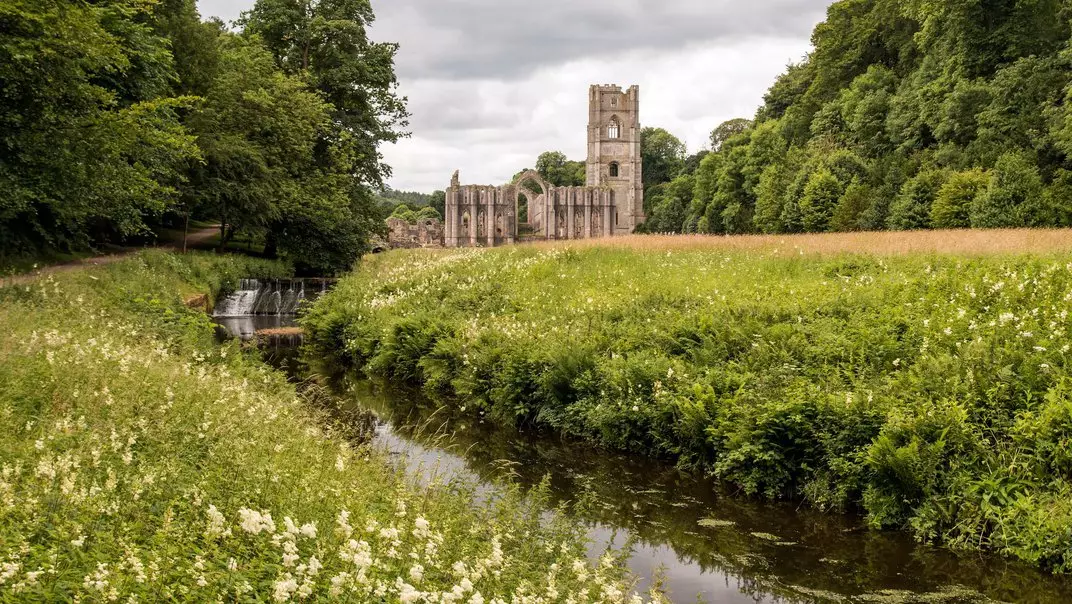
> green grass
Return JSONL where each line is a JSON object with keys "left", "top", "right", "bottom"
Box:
{"left": 304, "top": 242, "right": 1072, "bottom": 573}
{"left": 0, "top": 248, "right": 108, "bottom": 276}
{"left": 0, "top": 251, "right": 647, "bottom": 602}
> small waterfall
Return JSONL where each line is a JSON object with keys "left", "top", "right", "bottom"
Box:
{"left": 213, "top": 279, "right": 262, "bottom": 317}
{"left": 213, "top": 278, "right": 335, "bottom": 318}
{"left": 280, "top": 282, "right": 304, "bottom": 314}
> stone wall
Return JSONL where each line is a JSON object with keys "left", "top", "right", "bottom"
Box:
{"left": 386, "top": 217, "right": 444, "bottom": 249}
{"left": 444, "top": 170, "right": 616, "bottom": 248}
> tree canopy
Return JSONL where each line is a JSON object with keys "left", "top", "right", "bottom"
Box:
{"left": 642, "top": 0, "right": 1072, "bottom": 235}
{"left": 0, "top": 0, "right": 408, "bottom": 274}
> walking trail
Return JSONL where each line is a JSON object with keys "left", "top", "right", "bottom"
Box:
{"left": 1, "top": 225, "right": 221, "bottom": 287}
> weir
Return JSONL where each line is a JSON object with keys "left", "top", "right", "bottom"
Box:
{"left": 212, "top": 278, "right": 335, "bottom": 317}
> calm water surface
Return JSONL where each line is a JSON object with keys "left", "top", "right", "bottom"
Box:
{"left": 326, "top": 379, "right": 1072, "bottom": 604}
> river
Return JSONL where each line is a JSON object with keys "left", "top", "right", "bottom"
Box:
{"left": 214, "top": 299, "right": 1072, "bottom": 603}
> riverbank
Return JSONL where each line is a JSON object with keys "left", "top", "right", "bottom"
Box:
{"left": 0, "top": 252, "right": 647, "bottom": 601}
{"left": 303, "top": 232, "right": 1072, "bottom": 573}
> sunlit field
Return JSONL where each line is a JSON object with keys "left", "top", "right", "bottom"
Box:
{"left": 306, "top": 230, "right": 1072, "bottom": 572}
{"left": 523, "top": 228, "right": 1072, "bottom": 256}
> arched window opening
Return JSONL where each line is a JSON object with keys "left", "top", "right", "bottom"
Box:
{"left": 607, "top": 120, "right": 620, "bottom": 139}
{"left": 608, "top": 162, "right": 619, "bottom": 177}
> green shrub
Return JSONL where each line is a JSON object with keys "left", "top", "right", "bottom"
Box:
{"left": 887, "top": 170, "right": 948, "bottom": 230}
{"left": 970, "top": 152, "right": 1046, "bottom": 227}
{"left": 799, "top": 168, "right": 843, "bottom": 232}
{"left": 830, "top": 182, "right": 872, "bottom": 232}
{"left": 930, "top": 168, "right": 988, "bottom": 228}
{"left": 415, "top": 206, "right": 442, "bottom": 222}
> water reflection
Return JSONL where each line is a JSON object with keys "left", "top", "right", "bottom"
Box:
{"left": 214, "top": 315, "right": 303, "bottom": 374}
{"left": 215, "top": 315, "right": 298, "bottom": 341}
{"left": 325, "top": 379, "right": 1072, "bottom": 604}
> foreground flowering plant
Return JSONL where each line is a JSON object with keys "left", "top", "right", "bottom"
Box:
{"left": 0, "top": 253, "right": 660, "bottom": 602}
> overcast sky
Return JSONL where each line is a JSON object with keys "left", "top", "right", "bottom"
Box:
{"left": 197, "top": 0, "right": 829, "bottom": 192}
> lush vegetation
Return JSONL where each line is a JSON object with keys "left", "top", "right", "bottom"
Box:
{"left": 305, "top": 237, "right": 1072, "bottom": 572}
{"left": 639, "top": 0, "right": 1072, "bottom": 235}
{"left": 389, "top": 204, "right": 443, "bottom": 225}
{"left": 375, "top": 189, "right": 446, "bottom": 219}
{"left": 0, "top": 0, "right": 406, "bottom": 273}
{"left": 0, "top": 252, "right": 652, "bottom": 602}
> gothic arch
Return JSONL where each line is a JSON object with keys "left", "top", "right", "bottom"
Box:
{"left": 513, "top": 170, "right": 549, "bottom": 237}
{"left": 513, "top": 170, "right": 549, "bottom": 196}
{"left": 607, "top": 116, "right": 621, "bottom": 139}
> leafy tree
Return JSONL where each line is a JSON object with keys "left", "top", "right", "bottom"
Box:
{"left": 710, "top": 119, "right": 753, "bottom": 151}
{"left": 970, "top": 152, "right": 1046, "bottom": 228}
{"left": 830, "top": 182, "right": 873, "bottom": 232}
{"left": 644, "top": 175, "right": 693, "bottom": 233}
{"left": 0, "top": 0, "right": 198, "bottom": 254}
{"left": 759, "top": 61, "right": 813, "bottom": 122}
{"left": 535, "top": 151, "right": 585, "bottom": 186}
{"left": 640, "top": 127, "right": 685, "bottom": 202}
{"left": 753, "top": 161, "right": 793, "bottom": 234}
{"left": 971, "top": 56, "right": 1069, "bottom": 167}
{"left": 429, "top": 190, "right": 446, "bottom": 217}
{"left": 930, "top": 169, "right": 988, "bottom": 228}
{"left": 887, "top": 170, "right": 947, "bottom": 231}
{"left": 663, "top": 0, "right": 1071, "bottom": 239}
{"left": 683, "top": 150, "right": 710, "bottom": 174}
{"left": 0, "top": 0, "right": 406, "bottom": 271}
{"left": 688, "top": 152, "right": 722, "bottom": 232}
{"left": 151, "top": 0, "right": 222, "bottom": 96}
{"left": 241, "top": 0, "right": 408, "bottom": 189}
{"left": 390, "top": 203, "right": 415, "bottom": 219}
{"left": 1045, "top": 170, "right": 1072, "bottom": 227}
{"left": 799, "top": 169, "right": 843, "bottom": 232}
{"left": 415, "top": 206, "right": 442, "bottom": 222}
{"left": 186, "top": 35, "right": 330, "bottom": 250}
{"left": 839, "top": 65, "right": 897, "bottom": 157}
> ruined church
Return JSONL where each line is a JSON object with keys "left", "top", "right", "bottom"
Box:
{"left": 444, "top": 84, "right": 645, "bottom": 247}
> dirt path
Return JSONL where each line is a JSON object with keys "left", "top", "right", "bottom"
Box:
{"left": 181, "top": 225, "right": 220, "bottom": 250}
{"left": 1, "top": 225, "right": 220, "bottom": 288}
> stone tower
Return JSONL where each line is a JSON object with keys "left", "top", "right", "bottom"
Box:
{"left": 586, "top": 84, "right": 644, "bottom": 234}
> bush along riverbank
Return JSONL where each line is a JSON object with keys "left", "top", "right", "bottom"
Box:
{"left": 303, "top": 242, "right": 1072, "bottom": 573}
{"left": 0, "top": 251, "right": 650, "bottom": 602}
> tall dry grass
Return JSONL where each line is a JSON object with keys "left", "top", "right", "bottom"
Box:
{"left": 518, "top": 229, "right": 1072, "bottom": 256}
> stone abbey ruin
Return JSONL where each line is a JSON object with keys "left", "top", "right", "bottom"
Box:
{"left": 442, "top": 84, "right": 646, "bottom": 247}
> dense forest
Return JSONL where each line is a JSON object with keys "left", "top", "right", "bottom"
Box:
{"left": 641, "top": 0, "right": 1072, "bottom": 234}
{"left": 375, "top": 188, "right": 445, "bottom": 224}
{"left": 0, "top": 0, "right": 406, "bottom": 272}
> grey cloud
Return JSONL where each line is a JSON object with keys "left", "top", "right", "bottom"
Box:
{"left": 372, "top": 0, "right": 828, "bottom": 80}
{"left": 194, "top": 1, "right": 822, "bottom": 192}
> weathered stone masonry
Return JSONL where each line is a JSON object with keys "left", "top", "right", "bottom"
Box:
{"left": 445, "top": 84, "right": 645, "bottom": 247}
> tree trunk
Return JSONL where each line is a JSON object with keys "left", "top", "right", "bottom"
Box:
{"left": 263, "top": 229, "right": 278, "bottom": 259}
{"left": 219, "top": 223, "right": 235, "bottom": 253}
{"left": 217, "top": 222, "right": 227, "bottom": 254}
{"left": 182, "top": 211, "right": 190, "bottom": 254}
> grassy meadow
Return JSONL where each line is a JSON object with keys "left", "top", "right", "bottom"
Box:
{"left": 0, "top": 252, "right": 649, "bottom": 602}
{"left": 304, "top": 229, "right": 1072, "bottom": 573}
